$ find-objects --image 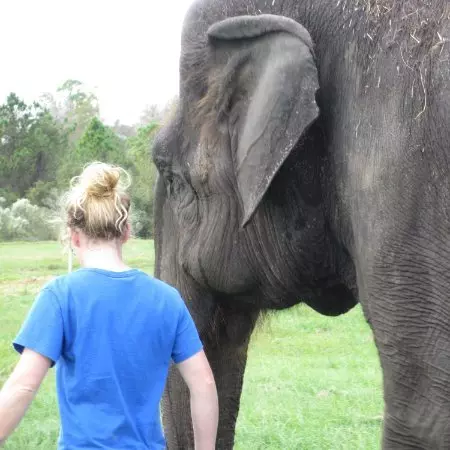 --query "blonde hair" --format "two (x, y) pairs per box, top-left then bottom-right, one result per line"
(65, 162), (131, 241)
